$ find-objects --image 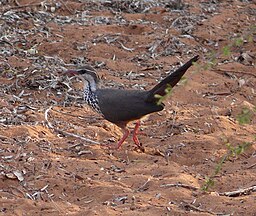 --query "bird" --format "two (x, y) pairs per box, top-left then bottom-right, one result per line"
(65, 55), (199, 149)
